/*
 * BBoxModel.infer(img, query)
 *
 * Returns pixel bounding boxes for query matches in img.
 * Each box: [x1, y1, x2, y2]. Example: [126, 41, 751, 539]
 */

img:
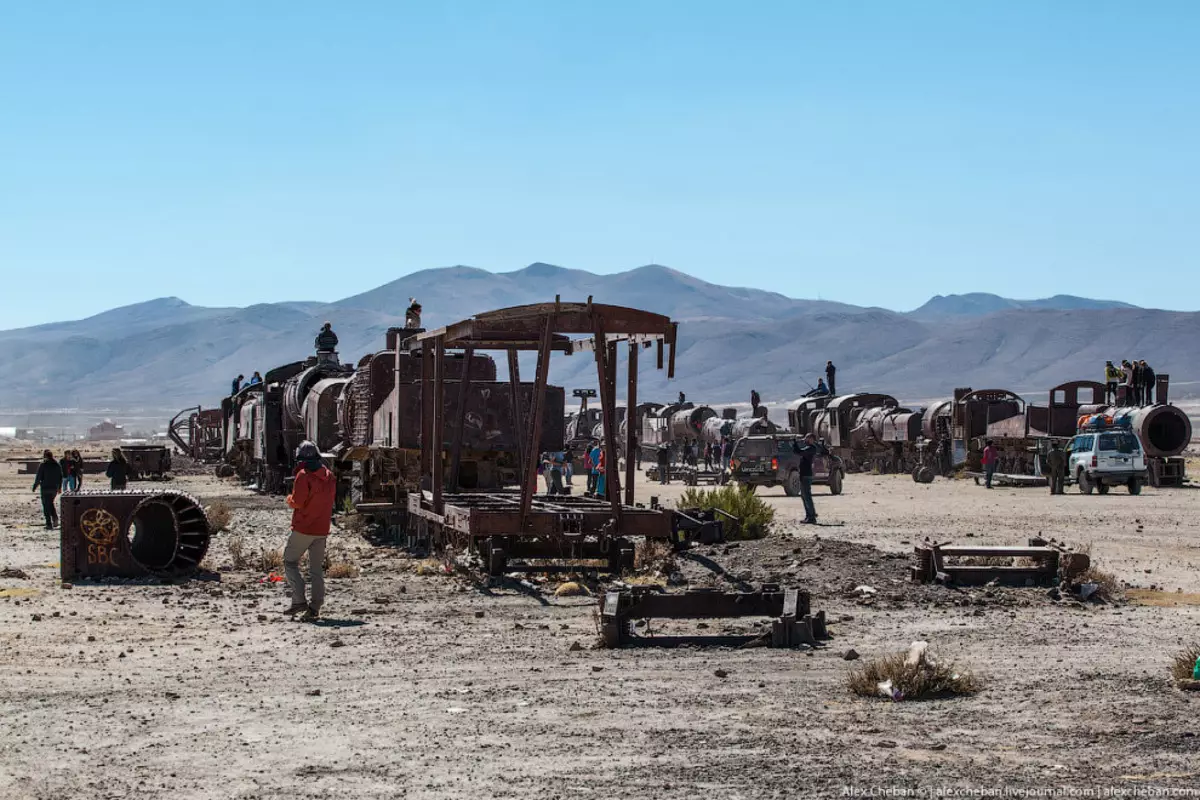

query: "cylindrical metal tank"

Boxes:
[1076, 403, 1192, 458]
[303, 378, 351, 454]
[922, 400, 953, 441]
[669, 406, 717, 441]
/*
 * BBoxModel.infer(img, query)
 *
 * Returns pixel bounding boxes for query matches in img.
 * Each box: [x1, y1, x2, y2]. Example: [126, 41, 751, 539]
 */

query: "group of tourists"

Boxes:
[1104, 360, 1157, 406]
[230, 371, 263, 395]
[30, 447, 133, 529]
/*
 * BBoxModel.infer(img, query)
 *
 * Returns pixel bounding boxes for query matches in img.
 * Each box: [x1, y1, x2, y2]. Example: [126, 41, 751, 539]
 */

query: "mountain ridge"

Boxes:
[0, 264, 1190, 412]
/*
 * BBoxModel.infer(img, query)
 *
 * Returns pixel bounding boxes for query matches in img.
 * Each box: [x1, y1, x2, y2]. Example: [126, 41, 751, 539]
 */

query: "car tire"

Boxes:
[784, 470, 800, 497]
[829, 469, 844, 495]
[1128, 478, 1142, 495]
[1077, 470, 1094, 495]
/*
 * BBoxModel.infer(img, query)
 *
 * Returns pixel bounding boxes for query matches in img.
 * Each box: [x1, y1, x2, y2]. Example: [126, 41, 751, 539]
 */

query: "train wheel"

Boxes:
[828, 470, 844, 495]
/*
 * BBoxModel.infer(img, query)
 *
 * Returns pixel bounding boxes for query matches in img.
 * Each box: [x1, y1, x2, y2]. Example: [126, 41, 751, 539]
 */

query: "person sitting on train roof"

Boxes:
[315, 322, 338, 353]
[811, 379, 830, 397]
[405, 297, 422, 329]
[249, 371, 262, 385]
[231, 374, 244, 395]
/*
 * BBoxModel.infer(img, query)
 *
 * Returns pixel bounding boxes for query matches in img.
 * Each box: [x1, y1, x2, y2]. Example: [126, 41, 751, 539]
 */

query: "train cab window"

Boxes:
[1053, 390, 1066, 404]
[1084, 386, 1101, 404]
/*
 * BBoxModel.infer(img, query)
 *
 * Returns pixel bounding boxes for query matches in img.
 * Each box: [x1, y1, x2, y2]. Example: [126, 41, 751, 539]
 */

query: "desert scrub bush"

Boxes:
[1170, 644, 1200, 686]
[676, 484, 775, 540]
[634, 539, 675, 573]
[323, 541, 360, 579]
[205, 500, 232, 534]
[847, 646, 982, 701]
[1068, 565, 1122, 603]
[226, 534, 283, 573]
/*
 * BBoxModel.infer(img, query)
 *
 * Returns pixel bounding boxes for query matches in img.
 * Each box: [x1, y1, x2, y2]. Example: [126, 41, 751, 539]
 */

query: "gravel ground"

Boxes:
[3, 462, 1200, 798]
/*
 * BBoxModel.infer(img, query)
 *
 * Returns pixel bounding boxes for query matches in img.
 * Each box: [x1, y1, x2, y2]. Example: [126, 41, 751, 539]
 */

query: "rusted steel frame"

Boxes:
[432, 336, 446, 515]
[420, 343, 434, 477]
[507, 349, 526, 489]
[592, 316, 623, 526]
[625, 340, 638, 506]
[419, 308, 673, 343]
[519, 315, 554, 526]
[453, 511, 670, 538]
[448, 345, 475, 492]
[667, 322, 677, 379]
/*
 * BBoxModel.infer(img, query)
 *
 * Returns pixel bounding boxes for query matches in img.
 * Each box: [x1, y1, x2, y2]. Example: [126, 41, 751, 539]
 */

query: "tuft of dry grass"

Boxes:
[1170, 644, 1200, 685]
[1069, 565, 1122, 603]
[322, 541, 360, 579]
[415, 557, 450, 577]
[847, 649, 982, 701]
[225, 534, 283, 573]
[634, 539, 674, 573]
[205, 501, 233, 534]
[554, 581, 590, 597]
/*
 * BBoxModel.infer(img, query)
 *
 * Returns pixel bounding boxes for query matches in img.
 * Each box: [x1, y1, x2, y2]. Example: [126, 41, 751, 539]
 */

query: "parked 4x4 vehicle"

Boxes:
[1067, 429, 1147, 495]
[730, 434, 845, 495]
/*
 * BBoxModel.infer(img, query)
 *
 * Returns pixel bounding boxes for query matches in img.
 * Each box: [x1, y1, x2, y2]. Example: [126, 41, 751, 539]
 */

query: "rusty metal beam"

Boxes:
[448, 345, 474, 492]
[593, 316, 623, 527]
[667, 322, 677, 380]
[420, 344, 433, 477]
[625, 340, 638, 506]
[519, 316, 554, 527]
[432, 336, 446, 514]
[507, 349, 526, 490]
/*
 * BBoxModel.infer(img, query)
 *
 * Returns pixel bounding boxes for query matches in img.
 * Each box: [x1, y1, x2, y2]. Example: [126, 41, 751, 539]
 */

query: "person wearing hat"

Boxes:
[405, 297, 422, 329]
[31, 450, 63, 529]
[1104, 361, 1122, 405]
[283, 441, 338, 621]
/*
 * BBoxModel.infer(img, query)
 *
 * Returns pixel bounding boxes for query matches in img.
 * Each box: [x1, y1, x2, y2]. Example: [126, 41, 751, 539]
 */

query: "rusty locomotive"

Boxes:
[171, 325, 566, 516]
[787, 375, 1191, 486]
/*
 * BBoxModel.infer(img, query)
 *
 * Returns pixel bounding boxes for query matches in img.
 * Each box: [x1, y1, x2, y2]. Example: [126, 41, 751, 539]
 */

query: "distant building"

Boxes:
[88, 420, 125, 441]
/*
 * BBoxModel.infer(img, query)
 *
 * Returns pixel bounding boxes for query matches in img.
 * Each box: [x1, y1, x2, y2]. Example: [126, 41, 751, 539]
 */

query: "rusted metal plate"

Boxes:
[61, 490, 212, 581]
[397, 382, 565, 452]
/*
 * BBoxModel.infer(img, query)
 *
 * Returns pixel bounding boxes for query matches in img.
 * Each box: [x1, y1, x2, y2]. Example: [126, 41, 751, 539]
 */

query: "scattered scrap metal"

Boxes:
[599, 584, 829, 648]
[911, 538, 1089, 587]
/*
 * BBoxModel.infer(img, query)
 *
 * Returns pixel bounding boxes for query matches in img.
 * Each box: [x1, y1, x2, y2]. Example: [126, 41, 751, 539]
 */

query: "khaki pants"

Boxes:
[283, 531, 327, 610]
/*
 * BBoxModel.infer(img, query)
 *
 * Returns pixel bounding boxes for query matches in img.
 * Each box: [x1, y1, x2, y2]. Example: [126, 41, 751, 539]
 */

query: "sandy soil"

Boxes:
[3, 463, 1200, 798]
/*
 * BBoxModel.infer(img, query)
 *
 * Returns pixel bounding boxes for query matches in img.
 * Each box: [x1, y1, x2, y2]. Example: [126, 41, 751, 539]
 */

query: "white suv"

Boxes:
[1067, 429, 1147, 495]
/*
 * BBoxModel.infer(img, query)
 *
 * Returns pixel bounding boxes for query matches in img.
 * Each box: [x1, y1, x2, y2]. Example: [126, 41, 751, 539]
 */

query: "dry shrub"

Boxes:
[554, 581, 590, 597]
[415, 558, 450, 577]
[227, 534, 250, 571]
[1170, 644, 1200, 685]
[847, 649, 982, 701]
[634, 539, 674, 573]
[1069, 565, 1122, 603]
[259, 548, 284, 572]
[205, 501, 233, 534]
[323, 541, 360, 579]
[677, 484, 774, 540]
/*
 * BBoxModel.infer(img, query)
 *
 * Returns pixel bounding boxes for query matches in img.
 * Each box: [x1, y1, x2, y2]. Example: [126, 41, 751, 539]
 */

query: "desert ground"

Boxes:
[3, 457, 1200, 799]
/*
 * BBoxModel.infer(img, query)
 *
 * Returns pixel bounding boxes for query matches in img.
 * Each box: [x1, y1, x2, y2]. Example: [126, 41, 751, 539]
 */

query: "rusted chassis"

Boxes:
[599, 586, 829, 648]
[789, 393, 926, 474]
[406, 300, 679, 573]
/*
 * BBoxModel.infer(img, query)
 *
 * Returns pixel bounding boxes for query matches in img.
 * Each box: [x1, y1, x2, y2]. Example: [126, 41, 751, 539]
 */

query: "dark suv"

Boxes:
[730, 434, 845, 495]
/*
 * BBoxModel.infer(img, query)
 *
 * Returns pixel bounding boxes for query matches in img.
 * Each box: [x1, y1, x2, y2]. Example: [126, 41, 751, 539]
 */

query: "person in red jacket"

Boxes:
[283, 441, 337, 620]
[981, 440, 998, 490]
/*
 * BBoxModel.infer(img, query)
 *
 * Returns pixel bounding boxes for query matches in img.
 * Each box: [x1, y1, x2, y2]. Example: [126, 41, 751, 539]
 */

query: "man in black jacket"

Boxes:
[792, 433, 829, 524]
[315, 322, 338, 353]
[825, 361, 837, 397]
[31, 450, 63, 529]
[1141, 361, 1156, 405]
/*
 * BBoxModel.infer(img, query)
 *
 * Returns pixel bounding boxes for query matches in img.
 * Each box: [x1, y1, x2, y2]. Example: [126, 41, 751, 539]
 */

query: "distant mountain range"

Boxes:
[0, 263, 1192, 414]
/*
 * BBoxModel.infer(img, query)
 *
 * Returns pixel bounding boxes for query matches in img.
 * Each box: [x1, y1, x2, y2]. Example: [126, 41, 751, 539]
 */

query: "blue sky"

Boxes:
[2, 1, 1197, 328]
